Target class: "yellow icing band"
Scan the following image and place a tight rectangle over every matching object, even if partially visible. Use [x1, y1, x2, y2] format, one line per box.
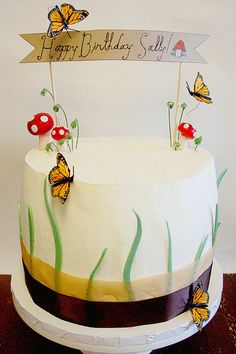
[21, 241, 213, 302]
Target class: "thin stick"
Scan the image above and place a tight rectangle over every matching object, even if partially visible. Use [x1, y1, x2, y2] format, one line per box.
[173, 62, 182, 143]
[49, 62, 59, 126]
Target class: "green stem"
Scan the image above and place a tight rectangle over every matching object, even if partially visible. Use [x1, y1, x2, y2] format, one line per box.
[86, 248, 108, 300]
[43, 88, 54, 101]
[168, 108, 172, 147]
[177, 108, 184, 140]
[57, 104, 69, 128]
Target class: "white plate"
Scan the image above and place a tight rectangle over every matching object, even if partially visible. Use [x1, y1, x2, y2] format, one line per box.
[11, 260, 223, 354]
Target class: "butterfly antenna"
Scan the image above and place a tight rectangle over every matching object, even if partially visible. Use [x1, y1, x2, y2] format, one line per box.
[186, 81, 191, 93]
[66, 29, 72, 39]
[186, 102, 201, 118]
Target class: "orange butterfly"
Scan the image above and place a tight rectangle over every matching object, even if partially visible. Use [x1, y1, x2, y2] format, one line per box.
[47, 3, 89, 38]
[186, 72, 213, 104]
[189, 282, 210, 330]
[48, 153, 74, 204]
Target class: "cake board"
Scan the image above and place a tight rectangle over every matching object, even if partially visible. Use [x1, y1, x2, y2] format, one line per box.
[11, 260, 223, 354]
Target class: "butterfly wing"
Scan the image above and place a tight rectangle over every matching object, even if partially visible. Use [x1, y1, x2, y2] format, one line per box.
[48, 153, 73, 203]
[193, 73, 213, 103]
[47, 6, 65, 37]
[61, 3, 89, 26]
[192, 282, 209, 306]
[191, 307, 210, 330]
[51, 181, 70, 204]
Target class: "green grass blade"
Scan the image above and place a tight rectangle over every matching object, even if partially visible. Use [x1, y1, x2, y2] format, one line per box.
[123, 210, 142, 300]
[194, 234, 209, 262]
[212, 204, 221, 246]
[166, 221, 172, 272]
[44, 178, 63, 271]
[217, 168, 228, 189]
[86, 248, 108, 300]
[28, 207, 35, 257]
[17, 202, 23, 241]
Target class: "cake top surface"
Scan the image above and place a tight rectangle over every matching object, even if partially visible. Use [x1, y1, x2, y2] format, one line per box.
[26, 137, 214, 184]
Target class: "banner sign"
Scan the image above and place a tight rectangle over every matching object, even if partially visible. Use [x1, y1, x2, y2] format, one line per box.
[20, 30, 208, 64]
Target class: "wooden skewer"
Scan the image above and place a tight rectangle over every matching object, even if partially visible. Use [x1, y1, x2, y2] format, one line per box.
[49, 62, 59, 126]
[173, 62, 182, 144]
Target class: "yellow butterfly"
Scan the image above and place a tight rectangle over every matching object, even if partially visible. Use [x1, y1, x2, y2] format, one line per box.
[48, 153, 74, 204]
[47, 3, 89, 38]
[186, 72, 213, 104]
[189, 282, 210, 331]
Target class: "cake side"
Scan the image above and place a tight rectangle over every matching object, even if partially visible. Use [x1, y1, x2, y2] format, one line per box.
[20, 137, 217, 302]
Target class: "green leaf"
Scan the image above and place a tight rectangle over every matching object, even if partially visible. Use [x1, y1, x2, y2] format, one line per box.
[40, 88, 47, 96]
[28, 207, 35, 257]
[66, 133, 72, 140]
[58, 139, 65, 146]
[71, 119, 77, 129]
[217, 168, 228, 189]
[53, 104, 60, 112]
[123, 210, 142, 301]
[45, 142, 53, 152]
[212, 204, 221, 246]
[194, 136, 202, 145]
[86, 248, 108, 300]
[44, 178, 62, 272]
[194, 234, 209, 262]
[166, 221, 172, 272]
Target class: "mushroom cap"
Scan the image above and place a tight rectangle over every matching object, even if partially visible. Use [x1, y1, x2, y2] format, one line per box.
[51, 125, 70, 141]
[173, 40, 186, 51]
[27, 113, 54, 136]
[178, 122, 196, 139]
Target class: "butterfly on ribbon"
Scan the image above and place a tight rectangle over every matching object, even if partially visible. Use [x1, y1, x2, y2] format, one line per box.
[48, 153, 74, 204]
[47, 3, 89, 38]
[186, 72, 213, 104]
[188, 282, 210, 331]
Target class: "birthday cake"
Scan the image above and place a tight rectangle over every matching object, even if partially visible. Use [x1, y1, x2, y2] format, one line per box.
[17, 3, 225, 332]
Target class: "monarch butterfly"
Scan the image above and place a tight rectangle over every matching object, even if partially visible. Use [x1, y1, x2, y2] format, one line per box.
[188, 282, 210, 330]
[48, 153, 74, 204]
[186, 72, 213, 104]
[47, 3, 89, 38]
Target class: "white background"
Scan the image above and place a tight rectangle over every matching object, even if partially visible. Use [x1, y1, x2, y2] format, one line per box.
[0, 0, 235, 273]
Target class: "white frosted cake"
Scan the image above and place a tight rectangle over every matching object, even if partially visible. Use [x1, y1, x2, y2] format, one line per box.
[19, 137, 217, 327]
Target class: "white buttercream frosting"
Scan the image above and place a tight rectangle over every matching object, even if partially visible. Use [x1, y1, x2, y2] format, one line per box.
[21, 137, 217, 281]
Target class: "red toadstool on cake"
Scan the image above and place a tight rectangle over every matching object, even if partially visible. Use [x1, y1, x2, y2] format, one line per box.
[27, 112, 54, 150]
[51, 125, 70, 151]
[177, 122, 196, 149]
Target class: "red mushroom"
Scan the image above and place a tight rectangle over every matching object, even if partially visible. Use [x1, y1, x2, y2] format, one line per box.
[51, 126, 69, 141]
[51, 125, 70, 151]
[27, 113, 54, 150]
[172, 40, 186, 58]
[177, 122, 196, 149]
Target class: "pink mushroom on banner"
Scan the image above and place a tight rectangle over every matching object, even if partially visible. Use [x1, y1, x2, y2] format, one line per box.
[172, 40, 186, 58]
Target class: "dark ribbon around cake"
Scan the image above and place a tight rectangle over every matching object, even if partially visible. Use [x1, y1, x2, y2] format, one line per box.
[23, 262, 212, 328]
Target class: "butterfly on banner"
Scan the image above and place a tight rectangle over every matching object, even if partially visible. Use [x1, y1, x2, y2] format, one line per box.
[48, 153, 74, 204]
[188, 282, 210, 331]
[47, 3, 89, 38]
[186, 72, 213, 104]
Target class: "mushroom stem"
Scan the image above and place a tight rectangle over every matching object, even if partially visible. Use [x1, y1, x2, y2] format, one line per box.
[39, 132, 52, 150]
[179, 135, 189, 150]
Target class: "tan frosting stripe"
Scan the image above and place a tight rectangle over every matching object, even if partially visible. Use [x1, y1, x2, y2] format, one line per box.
[21, 241, 213, 302]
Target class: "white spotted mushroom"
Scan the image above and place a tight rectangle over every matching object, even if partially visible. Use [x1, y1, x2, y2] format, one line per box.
[51, 125, 70, 151]
[27, 113, 54, 150]
[177, 122, 197, 149]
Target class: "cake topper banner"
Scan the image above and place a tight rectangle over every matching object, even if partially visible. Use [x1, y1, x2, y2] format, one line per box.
[20, 30, 208, 64]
